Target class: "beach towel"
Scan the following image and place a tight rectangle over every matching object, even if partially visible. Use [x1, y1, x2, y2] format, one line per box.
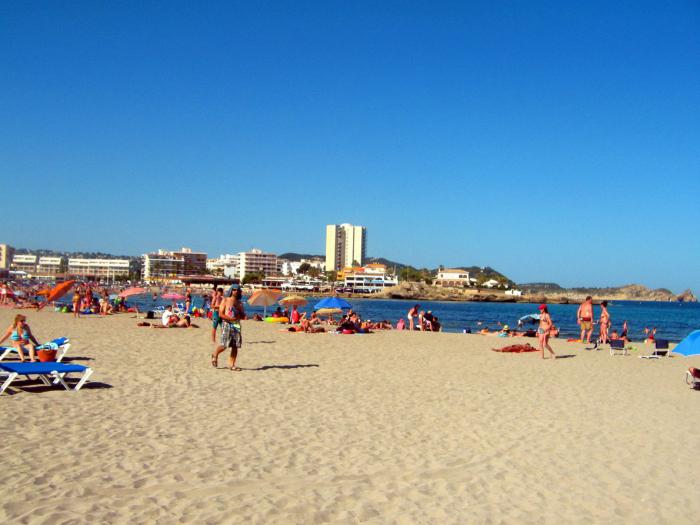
[492, 344, 538, 353]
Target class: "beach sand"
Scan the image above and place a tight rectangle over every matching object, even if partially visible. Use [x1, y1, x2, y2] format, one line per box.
[1, 308, 699, 524]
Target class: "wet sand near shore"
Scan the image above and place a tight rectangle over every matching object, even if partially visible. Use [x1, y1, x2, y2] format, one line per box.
[1, 309, 699, 524]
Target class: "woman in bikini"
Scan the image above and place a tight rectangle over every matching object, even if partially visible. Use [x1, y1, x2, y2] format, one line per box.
[537, 304, 556, 360]
[599, 301, 611, 344]
[407, 304, 419, 330]
[0, 314, 41, 362]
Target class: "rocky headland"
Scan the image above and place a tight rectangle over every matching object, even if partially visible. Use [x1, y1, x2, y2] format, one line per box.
[365, 282, 696, 304]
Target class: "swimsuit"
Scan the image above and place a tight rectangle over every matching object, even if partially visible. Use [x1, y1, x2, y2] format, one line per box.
[11, 330, 29, 343]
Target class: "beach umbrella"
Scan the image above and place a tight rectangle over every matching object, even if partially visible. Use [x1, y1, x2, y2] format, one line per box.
[247, 289, 281, 317]
[518, 314, 541, 326]
[279, 295, 307, 307]
[314, 296, 351, 311]
[316, 307, 342, 315]
[162, 292, 185, 308]
[161, 293, 185, 300]
[119, 286, 146, 298]
[37, 280, 76, 310]
[672, 330, 700, 357]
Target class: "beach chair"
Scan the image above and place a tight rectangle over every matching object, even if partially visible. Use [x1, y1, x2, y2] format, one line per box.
[640, 339, 670, 359]
[0, 362, 93, 394]
[686, 368, 700, 389]
[609, 339, 629, 356]
[0, 337, 71, 363]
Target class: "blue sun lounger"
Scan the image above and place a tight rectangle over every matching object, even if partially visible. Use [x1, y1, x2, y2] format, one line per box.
[0, 361, 93, 394]
[0, 337, 71, 363]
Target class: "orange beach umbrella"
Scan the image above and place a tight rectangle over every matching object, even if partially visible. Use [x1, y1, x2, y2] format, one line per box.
[37, 280, 76, 310]
[247, 289, 281, 317]
[279, 295, 307, 307]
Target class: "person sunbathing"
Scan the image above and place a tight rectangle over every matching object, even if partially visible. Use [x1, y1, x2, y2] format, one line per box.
[152, 307, 192, 328]
[0, 314, 41, 362]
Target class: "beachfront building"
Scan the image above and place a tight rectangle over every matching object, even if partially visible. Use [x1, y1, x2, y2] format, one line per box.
[68, 258, 130, 279]
[279, 258, 325, 276]
[434, 269, 471, 288]
[36, 257, 64, 277]
[207, 254, 240, 277]
[340, 263, 398, 293]
[11, 254, 37, 275]
[143, 251, 184, 281]
[325, 223, 366, 272]
[235, 249, 281, 280]
[0, 244, 15, 270]
[142, 247, 208, 281]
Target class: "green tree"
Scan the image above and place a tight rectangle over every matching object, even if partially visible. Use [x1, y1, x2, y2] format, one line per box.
[325, 270, 337, 283]
[308, 267, 321, 278]
[242, 272, 263, 285]
[298, 262, 311, 274]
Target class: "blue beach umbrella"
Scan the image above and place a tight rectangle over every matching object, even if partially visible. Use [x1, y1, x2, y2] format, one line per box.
[314, 296, 351, 311]
[671, 330, 700, 357]
[518, 314, 541, 325]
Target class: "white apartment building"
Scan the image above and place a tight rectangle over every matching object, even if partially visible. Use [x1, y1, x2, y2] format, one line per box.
[342, 264, 397, 293]
[68, 258, 130, 279]
[434, 269, 471, 288]
[11, 254, 38, 274]
[280, 258, 325, 276]
[0, 244, 15, 270]
[207, 254, 240, 277]
[142, 247, 207, 281]
[236, 249, 280, 280]
[37, 257, 63, 277]
[325, 223, 366, 272]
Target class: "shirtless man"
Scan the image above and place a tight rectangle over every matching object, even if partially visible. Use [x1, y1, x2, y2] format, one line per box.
[212, 284, 245, 371]
[577, 296, 594, 343]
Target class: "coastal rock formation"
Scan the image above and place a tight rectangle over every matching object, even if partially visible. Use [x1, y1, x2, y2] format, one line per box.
[676, 289, 697, 302]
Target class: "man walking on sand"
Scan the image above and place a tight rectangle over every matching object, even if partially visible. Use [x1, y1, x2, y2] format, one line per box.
[211, 284, 245, 371]
[577, 296, 594, 343]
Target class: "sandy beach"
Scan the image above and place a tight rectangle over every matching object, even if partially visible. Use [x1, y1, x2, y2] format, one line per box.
[1, 308, 699, 524]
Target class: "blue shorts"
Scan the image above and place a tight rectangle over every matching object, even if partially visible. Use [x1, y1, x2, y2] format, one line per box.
[212, 310, 221, 329]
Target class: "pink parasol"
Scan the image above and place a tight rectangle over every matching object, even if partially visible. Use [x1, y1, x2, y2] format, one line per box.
[119, 287, 146, 298]
[161, 293, 185, 300]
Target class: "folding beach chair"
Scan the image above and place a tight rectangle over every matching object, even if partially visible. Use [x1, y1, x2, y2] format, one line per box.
[640, 339, 670, 359]
[0, 362, 93, 394]
[0, 337, 71, 362]
[609, 339, 630, 356]
[686, 368, 700, 390]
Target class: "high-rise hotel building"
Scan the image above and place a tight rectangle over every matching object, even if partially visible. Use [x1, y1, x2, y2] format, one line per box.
[325, 224, 366, 272]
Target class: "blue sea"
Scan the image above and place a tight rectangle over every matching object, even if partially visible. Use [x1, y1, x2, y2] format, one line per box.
[123, 295, 700, 343]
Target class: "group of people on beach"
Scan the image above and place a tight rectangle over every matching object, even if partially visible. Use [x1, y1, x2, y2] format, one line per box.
[405, 305, 442, 331]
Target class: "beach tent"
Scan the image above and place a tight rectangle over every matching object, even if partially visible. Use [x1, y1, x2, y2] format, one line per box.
[671, 330, 700, 357]
[314, 296, 351, 311]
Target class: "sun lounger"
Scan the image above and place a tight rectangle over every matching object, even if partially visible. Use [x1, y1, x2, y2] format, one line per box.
[0, 361, 93, 394]
[0, 337, 71, 362]
[640, 339, 670, 359]
[686, 368, 700, 389]
[609, 339, 630, 356]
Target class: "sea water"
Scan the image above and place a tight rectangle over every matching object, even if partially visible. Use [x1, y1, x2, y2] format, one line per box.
[127, 295, 700, 343]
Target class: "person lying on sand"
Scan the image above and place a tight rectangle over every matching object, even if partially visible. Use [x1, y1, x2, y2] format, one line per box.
[151, 307, 193, 328]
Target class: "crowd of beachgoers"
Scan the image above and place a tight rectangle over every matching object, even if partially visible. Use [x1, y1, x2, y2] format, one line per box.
[0, 279, 671, 366]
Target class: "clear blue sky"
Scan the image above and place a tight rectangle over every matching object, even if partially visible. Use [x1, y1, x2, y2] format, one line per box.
[2, 1, 699, 292]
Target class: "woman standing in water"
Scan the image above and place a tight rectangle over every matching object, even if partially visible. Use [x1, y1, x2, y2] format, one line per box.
[537, 304, 557, 360]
